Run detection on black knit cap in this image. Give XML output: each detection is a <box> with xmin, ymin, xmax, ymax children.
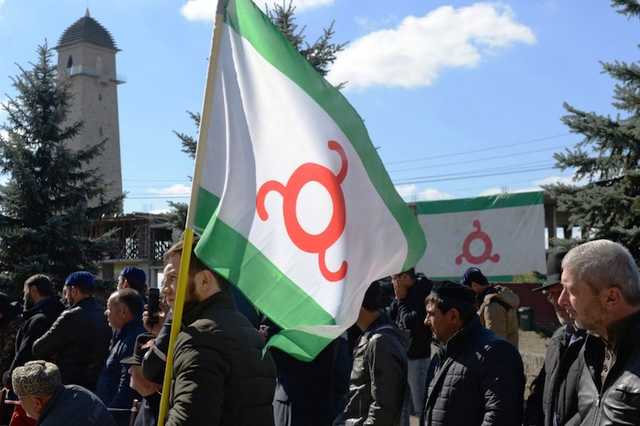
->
<box><xmin>430</xmin><ymin>281</ymin><xmax>476</xmax><ymax>305</ymax></box>
<box><xmin>461</xmin><ymin>267</ymin><xmax>489</xmax><ymax>287</ymax></box>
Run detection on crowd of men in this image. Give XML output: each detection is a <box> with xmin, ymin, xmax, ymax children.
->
<box><xmin>0</xmin><ymin>238</ymin><xmax>638</xmax><ymax>425</ymax></box>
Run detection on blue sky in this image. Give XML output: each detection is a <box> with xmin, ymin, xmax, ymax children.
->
<box><xmin>0</xmin><ymin>0</ymin><xmax>637</xmax><ymax>213</ymax></box>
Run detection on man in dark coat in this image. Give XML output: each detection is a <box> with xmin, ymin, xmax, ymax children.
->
<box><xmin>96</xmin><ymin>288</ymin><xmax>146</xmax><ymax>426</ymax></box>
<box><xmin>32</xmin><ymin>271</ymin><xmax>112</xmax><ymax>391</ymax></box>
<box><xmin>558</xmin><ymin>240</ymin><xmax>640</xmax><ymax>425</ymax></box>
<box><xmin>6</xmin><ymin>275</ymin><xmax>64</xmax><ymax>380</ymax></box>
<box><xmin>524</xmin><ymin>248</ymin><xmax>585</xmax><ymax>426</ymax></box>
<box><xmin>421</xmin><ymin>281</ymin><xmax>524</xmax><ymax>426</ymax></box>
<box><xmin>161</xmin><ymin>240</ymin><xmax>277</xmax><ymax>426</ymax></box>
<box><xmin>12</xmin><ymin>360</ymin><xmax>116</xmax><ymax>426</ymax></box>
<box><xmin>4</xmin><ymin>275</ymin><xmax>64</xmax><ymax>426</ymax></box>
<box><xmin>339</xmin><ymin>281</ymin><xmax>408</xmax><ymax>426</ymax></box>
<box><xmin>389</xmin><ymin>269</ymin><xmax>432</xmax><ymax>419</ymax></box>
<box><xmin>259</xmin><ymin>318</ymin><xmax>351</xmax><ymax>426</ymax></box>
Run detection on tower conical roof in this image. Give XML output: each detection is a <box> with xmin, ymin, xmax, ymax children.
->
<box><xmin>57</xmin><ymin>11</ymin><xmax>117</xmax><ymax>51</ymax></box>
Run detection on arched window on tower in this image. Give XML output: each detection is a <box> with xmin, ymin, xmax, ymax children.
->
<box><xmin>96</xmin><ymin>56</ymin><xmax>103</xmax><ymax>76</ymax></box>
<box><xmin>66</xmin><ymin>56</ymin><xmax>73</xmax><ymax>75</ymax></box>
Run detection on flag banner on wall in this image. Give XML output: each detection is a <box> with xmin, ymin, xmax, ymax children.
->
<box><xmin>414</xmin><ymin>191</ymin><xmax>545</xmax><ymax>282</ymax></box>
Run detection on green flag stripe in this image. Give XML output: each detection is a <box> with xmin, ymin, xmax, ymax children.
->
<box><xmin>265</xmin><ymin>329</ymin><xmax>333</xmax><ymax>362</ymax></box>
<box><xmin>194</xmin><ymin>187</ymin><xmax>220</xmax><ymax>233</ymax></box>
<box><xmin>194</xmin><ymin>188</ymin><xmax>336</xmax><ymax>359</ymax></box>
<box><xmin>415</xmin><ymin>191</ymin><xmax>544</xmax><ymax>215</ymax></box>
<box><xmin>223</xmin><ymin>0</ymin><xmax>426</xmax><ymax>271</ymax></box>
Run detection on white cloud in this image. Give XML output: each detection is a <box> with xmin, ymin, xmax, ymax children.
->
<box><xmin>147</xmin><ymin>184</ymin><xmax>191</xmax><ymax>196</ymax></box>
<box><xmin>417</xmin><ymin>188</ymin><xmax>452</xmax><ymax>201</ymax></box>
<box><xmin>180</xmin><ymin>0</ymin><xmax>334</xmax><ymax>22</ymax></box>
<box><xmin>395</xmin><ymin>184</ymin><xmax>418</xmax><ymax>201</ymax></box>
<box><xmin>533</xmin><ymin>175</ymin><xmax>575</xmax><ymax>186</ymax></box>
<box><xmin>479</xmin><ymin>187</ymin><xmax>505</xmax><ymax>196</ymax></box>
<box><xmin>328</xmin><ymin>3</ymin><xmax>535</xmax><ymax>90</ymax></box>
<box><xmin>395</xmin><ymin>184</ymin><xmax>452</xmax><ymax>202</ymax></box>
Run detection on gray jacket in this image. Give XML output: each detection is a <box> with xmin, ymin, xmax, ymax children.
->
<box><xmin>341</xmin><ymin>313</ymin><xmax>408</xmax><ymax>426</ymax></box>
<box><xmin>38</xmin><ymin>384</ymin><xmax>116</xmax><ymax>426</ymax></box>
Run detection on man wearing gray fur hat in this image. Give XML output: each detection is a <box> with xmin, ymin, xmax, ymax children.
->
<box><xmin>12</xmin><ymin>360</ymin><xmax>116</xmax><ymax>426</ymax></box>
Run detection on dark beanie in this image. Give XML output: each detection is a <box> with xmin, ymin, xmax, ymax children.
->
<box><xmin>64</xmin><ymin>271</ymin><xmax>95</xmax><ymax>292</ymax></box>
<box><xmin>461</xmin><ymin>267</ymin><xmax>489</xmax><ymax>287</ymax></box>
<box><xmin>430</xmin><ymin>281</ymin><xmax>476</xmax><ymax>305</ymax></box>
<box><xmin>120</xmin><ymin>267</ymin><xmax>146</xmax><ymax>287</ymax></box>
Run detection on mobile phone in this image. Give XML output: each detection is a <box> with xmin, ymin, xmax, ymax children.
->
<box><xmin>148</xmin><ymin>288</ymin><xmax>160</xmax><ymax>325</ymax></box>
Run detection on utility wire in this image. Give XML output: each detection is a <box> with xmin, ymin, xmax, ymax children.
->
<box><xmin>388</xmin><ymin>145</ymin><xmax>565</xmax><ymax>174</ymax></box>
<box><xmin>384</xmin><ymin>132</ymin><xmax>572</xmax><ymax>166</ymax></box>
<box><xmin>393</xmin><ymin>165</ymin><xmax>556</xmax><ymax>185</ymax></box>
<box><xmin>392</xmin><ymin>160</ymin><xmax>551</xmax><ymax>183</ymax></box>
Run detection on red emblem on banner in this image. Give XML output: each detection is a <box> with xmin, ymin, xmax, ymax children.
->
<box><xmin>455</xmin><ymin>220</ymin><xmax>500</xmax><ymax>265</ymax></box>
<box><xmin>256</xmin><ymin>140</ymin><xmax>348</xmax><ymax>282</ymax></box>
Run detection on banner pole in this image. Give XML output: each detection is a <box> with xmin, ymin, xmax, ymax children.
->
<box><xmin>156</xmin><ymin>1</ymin><xmax>226</xmax><ymax>425</ymax></box>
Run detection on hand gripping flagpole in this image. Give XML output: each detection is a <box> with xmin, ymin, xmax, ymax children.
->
<box><xmin>156</xmin><ymin>1</ymin><xmax>226</xmax><ymax>424</ymax></box>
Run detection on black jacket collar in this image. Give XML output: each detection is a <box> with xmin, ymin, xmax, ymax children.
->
<box><xmin>182</xmin><ymin>290</ymin><xmax>235</xmax><ymax>326</ymax></box>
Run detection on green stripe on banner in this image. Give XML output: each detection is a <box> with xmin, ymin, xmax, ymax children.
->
<box><xmin>193</xmin><ymin>187</ymin><xmax>220</xmax><ymax>234</ymax></box>
<box><xmin>194</xmin><ymin>190</ymin><xmax>335</xmax><ymax>361</ymax></box>
<box><xmin>415</xmin><ymin>191</ymin><xmax>544</xmax><ymax>215</ymax></box>
<box><xmin>223</xmin><ymin>0</ymin><xmax>426</xmax><ymax>271</ymax></box>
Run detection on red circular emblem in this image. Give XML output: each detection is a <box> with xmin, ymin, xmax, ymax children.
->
<box><xmin>256</xmin><ymin>140</ymin><xmax>348</xmax><ymax>282</ymax></box>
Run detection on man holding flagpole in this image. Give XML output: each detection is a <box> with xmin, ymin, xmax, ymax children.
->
<box><xmin>161</xmin><ymin>239</ymin><xmax>276</xmax><ymax>426</ymax></box>
<box><xmin>156</xmin><ymin>0</ymin><xmax>426</xmax><ymax>422</ymax></box>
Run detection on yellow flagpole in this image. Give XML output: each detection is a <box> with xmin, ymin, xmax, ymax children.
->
<box><xmin>156</xmin><ymin>1</ymin><xmax>226</xmax><ymax>424</ymax></box>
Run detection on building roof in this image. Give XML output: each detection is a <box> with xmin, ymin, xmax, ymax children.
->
<box><xmin>57</xmin><ymin>9</ymin><xmax>117</xmax><ymax>51</ymax></box>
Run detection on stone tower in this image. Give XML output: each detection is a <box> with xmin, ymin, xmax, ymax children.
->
<box><xmin>56</xmin><ymin>9</ymin><xmax>123</xmax><ymax>208</ymax></box>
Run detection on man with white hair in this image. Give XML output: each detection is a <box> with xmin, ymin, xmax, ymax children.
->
<box><xmin>12</xmin><ymin>360</ymin><xmax>116</xmax><ymax>426</ymax></box>
<box><xmin>558</xmin><ymin>239</ymin><xmax>640</xmax><ymax>425</ymax></box>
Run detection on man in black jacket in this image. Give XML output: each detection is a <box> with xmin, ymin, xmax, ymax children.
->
<box><xmin>389</xmin><ymin>269</ymin><xmax>432</xmax><ymax>420</ymax></box>
<box><xmin>524</xmin><ymin>248</ymin><xmax>585</xmax><ymax>426</ymax></box>
<box><xmin>161</xmin><ymin>240</ymin><xmax>276</xmax><ymax>426</ymax></box>
<box><xmin>339</xmin><ymin>281</ymin><xmax>408</xmax><ymax>426</ymax></box>
<box><xmin>5</xmin><ymin>275</ymin><xmax>64</xmax><ymax>382</ymax></box>
<box><xmin>421</xmin><ymin>281</ymin><xmax>524</xmax><ymax>426</ymax></box>
<box><xmin>32</xmin><ymin>271</ymin><xmax>112</xmax><ymax>391</ymax></box>
<box><xmin>558</xmin><ymin>240</ymin><xmax>640</xmax><ymax>425</ymax></box>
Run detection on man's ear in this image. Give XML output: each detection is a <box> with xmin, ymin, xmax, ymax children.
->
<box><xmin>445</xmin><ymin>307</ymin><xmax>460</xmax><ymax>324</ymax></box>
<box><xmin>603</xmin><ymin>287</ymin><xmax>622</xmax><ymax>311</ymax></box>
<box><xmin>194</xmin><ymin>269</ymin><xmax>220</xmax><ymax>294</ymax></box>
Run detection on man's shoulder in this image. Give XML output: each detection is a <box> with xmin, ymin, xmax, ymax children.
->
<box><xmin>178</xmin><ymin>307</ymin><xmax>262</xmax><ymax>350</ymax></box>
<box><xmin>469</xmin><ymin>325</ymin><xmax>518</xmax><ymax>357</ymax></box>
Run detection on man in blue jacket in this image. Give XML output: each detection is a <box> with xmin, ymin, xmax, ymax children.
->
<box><xmin>96</xmin><ymin>288</ymin><xmax>146</xmax><ymax>426</ymax></box>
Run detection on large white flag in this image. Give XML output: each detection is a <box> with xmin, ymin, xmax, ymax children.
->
<box><xmin>189</xmin><ymin>0</ymin><xmax>426</xmax><ymax>361</ymax></box>
<box><xmin>415</xmin><ymin>191</ymin><xmax>545</xmax><ymax>282</ymax></box>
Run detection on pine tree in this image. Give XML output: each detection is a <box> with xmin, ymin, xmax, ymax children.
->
<box><xmin>169</xmin><ymin>3</ymin><xmax>346</xmax><ymax>230</ymax></box>
<box><xmin>546</xmin><ymin>0</ymin><xmax>640</xmax><ymax>260</ymax></box>
<box><xmin>0</xmin><ymin>44</ymin><xmax>121</xmax><ymax>292</ymax></box>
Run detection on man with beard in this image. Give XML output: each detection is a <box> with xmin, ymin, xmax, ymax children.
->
<box><xmin>3</xmin><ymin>275</ymin><xmax>64</xmax><ymax>426</ymax></box>
<box><xmin>160</xmin><ymin>240</ymin><xmax>276</xmax><ymax>426</ymax></box>
<box><xmin>33</xmin><ymin>271</ymin><xmax>112</xmax><ymax>391</ymax></box>
<box><xmin>524</xmin><ymin>248</ymin><xmax>585</xmax><ymax>426</ymax></box>
<box><xmin>558</xmin><ymin>240</ymin><xmax>640</xmax><ymax>425</ymax></box>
